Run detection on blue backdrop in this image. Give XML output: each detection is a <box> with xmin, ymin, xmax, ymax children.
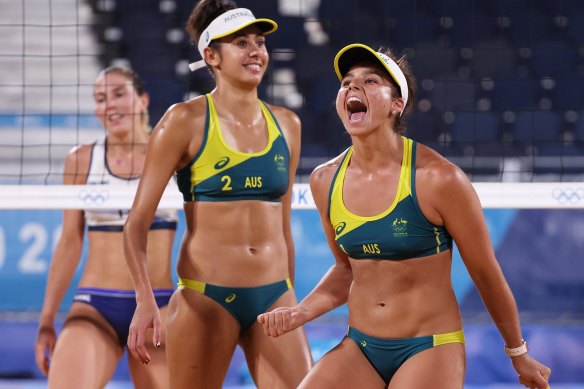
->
<box><xmin>2</xmin><ymin>208</ymin><xmax>583</xmax><ymax>319</ymax></box>
<box><xmin>0</xmin><ymin>208</ymin><xmax>583</xmax><ymax>383</ymax></box>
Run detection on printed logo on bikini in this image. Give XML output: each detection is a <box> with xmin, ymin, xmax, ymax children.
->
<box><xmin>392</xmin><ymin>218</ymin><xmax>408</xmax><ymax>237</ymax></box>
<box><xmin>334</xmin><ymin>222</ymin><xmax>346</xmax><ymax>236</ymax></box>
<box><xmin>214</xmin><ymin>156</ymin><xmax>230</xmax><ymax>169</ymax></box>
<box><xmin>273</xmin><ymin>154</ymin><xmax>287</xmax><ymax>172</ymax></box>
<box><xmin>225</xmin><ymin>293</ymin><xmax>237</xmax><ymax>303</ymax></box>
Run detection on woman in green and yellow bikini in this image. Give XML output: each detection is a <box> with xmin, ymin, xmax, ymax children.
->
<box><xmin>258</xmin><ymin>43</ymin><xmax>551</xmax><ymax>389</ymax></box>
<box><xmin>122</xmin><ymin>1</ymin><xmax>312</xmax><ymax>388</ymax></box>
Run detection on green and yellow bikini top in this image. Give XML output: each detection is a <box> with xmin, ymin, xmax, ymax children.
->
<box><xmin>328</xmin><ymin>136</ymin><xmax>452</xmax><ymax>260</ymax></box>
<box><xmin>177</xmin><ymin>94</ymin><xmax>290</xmax><ymax>202</ymax></box>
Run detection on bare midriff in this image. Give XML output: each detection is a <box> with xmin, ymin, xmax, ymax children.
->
<box><xmin>80</xmin><ymin>229</ymin><xmax>175</xmax><ymax>290</ymax></box>
<box><xmin>178</xmin><ymin>200</ymin><xmax>289</xmax><ymax>286</ymax></box>
<box><xmin>347</xmin><ymin>250</ymin><xmax>463</xmax><ymax>338</ymax></box>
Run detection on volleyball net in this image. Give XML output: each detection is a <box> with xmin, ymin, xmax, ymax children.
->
<box><xmin>2</xmin><ymin>0</ymin><xmax>584</xmax><ymax>190</ymax></box>
<box><xmin>1</xmin><ymin>0</ymin><xmax>583</xmax><ymax>309</ymax></box>
<box><xmin>2</xmin><ymin>0</ymin><xmax>584</xmax><ymax>211</ymax></box>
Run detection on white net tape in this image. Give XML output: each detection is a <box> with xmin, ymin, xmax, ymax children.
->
<box><xmin>0</xmin><ymin>182</ymin><xmax>583</xmax><ymax>210</ymax></box>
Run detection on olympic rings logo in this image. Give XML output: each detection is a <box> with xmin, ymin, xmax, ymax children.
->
<box><xmin>78</xmin><ymin>189</ymin><xmax>110</xmax><ymax>205</ymax></box>
<box><xmin>551</xmin><ymin>187</ymin><xmax>584</xmax><ymax>204</ymax></box>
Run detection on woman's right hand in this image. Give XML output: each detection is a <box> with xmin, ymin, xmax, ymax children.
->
<box><xmin>34</xmin><ymin>325</ymin><xmax>56</xmax><ymax>375</ymax></box>
<box><xmin>257</xmin><ymin>306</ymin><xmax>309</xmax><ymax>338</ymax></box>
<box><xmin>512</xmin><ymin>354</ymin><xmax>552</xmax><ymax>389</ymax></box>
<box><xmin>127</xmin><ymin>299</ymin><xmax>161</xmax><ymax>364</ymax></box>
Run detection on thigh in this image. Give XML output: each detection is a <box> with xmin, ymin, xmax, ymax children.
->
<box><xmin>48</xmin><ymin>303</ymin><xmax>122</xmax><ymax>389</ymax></box>
<box><xmin>166</xmin><ymin>287</ymin><xmax>240</xmax><ymax>389</ymax></box>
<box><xmin>388</xmin><ymin>342</ymin><xmax>466</xmax><ymax>389</ymax></box>
<box><xmin>299</xmin><ymin>337</ymin><xmax>385</xmax><ymax>389</ymax></box>
<box><xmin>128</xmin><ymin>305</ymin><xmax>170</xmax><ymax>389</ymax></box>
<box><xmin>240</xmin><ymin>289</ymin><xmax>313</xmax><ymax>389</ymax></box>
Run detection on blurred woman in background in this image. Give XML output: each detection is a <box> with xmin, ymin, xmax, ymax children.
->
<box><xmin>34</xmin><ymin>66</ymin><xmax>177</xmax><ymax>389</ymax></box>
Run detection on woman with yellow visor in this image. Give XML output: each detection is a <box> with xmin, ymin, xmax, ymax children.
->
<box><xmin>258</xmin><ymin>43</ymin><xmax>552</xmax><ymax>389</ymax></box>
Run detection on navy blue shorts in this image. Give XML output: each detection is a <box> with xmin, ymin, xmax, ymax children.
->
<box><xmin>73</xmin><ymin>287</ymin><xmax>173</xmax><ymax>347</ymax></box>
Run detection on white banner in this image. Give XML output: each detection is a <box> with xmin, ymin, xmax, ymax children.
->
<box><xmin>0</xmin><ymin>183</ymin><xmax>583</xmax><ymax>209</ymax></box>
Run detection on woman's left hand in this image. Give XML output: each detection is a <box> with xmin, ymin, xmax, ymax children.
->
<box><xmin>127</xmin><ymin>298</ymin><xmax>161</xmax><ymax>364</ymax></box>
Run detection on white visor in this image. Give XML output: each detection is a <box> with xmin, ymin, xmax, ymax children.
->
<box><xmin>188</xmin><ymin>8</ymin><xmax>278</xmax><ymax>71</ymax></box>
<box><xmin>334</xmin><ymin>43</ymin><xmax>409</xmax><ymax>114</ymax></box>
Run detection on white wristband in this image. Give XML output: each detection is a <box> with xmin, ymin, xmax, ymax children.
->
<box><xmin>504</xmin><ymin>339</ymin><xmax>528</xmax><ymax>357</ymax></box>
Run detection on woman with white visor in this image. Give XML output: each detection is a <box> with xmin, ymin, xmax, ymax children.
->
<box><xmin>122</xmin><ymin>0</ymin><xmax>312</xmax><ymax>388</ymax></box>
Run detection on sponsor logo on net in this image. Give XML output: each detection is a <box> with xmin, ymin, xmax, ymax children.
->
<box><xmin>552</xmin><ymin>187</ymin><xmax>584</xmax><ymax>204</ymax></box>
<box><xmin>79</xmin><ymin>189</ymin><xmax>110</xmax><ymax>205</ymax></box>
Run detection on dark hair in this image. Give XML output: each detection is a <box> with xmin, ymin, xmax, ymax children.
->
<box><xmin>186</xmin><ymin>0</ymin><xmax>238</xmax><ymax>43</ymax></box>
<box><xmin>98</xmin><ymin>65</ymin><xmax>147</xmax><ymax>96</ymax></box>
<box><xmin>378</xmin><ymin>48</ymin><xmax>417</xmax><ymax>135</ymax></box>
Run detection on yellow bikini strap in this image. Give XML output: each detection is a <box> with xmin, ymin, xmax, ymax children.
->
<box><xmin>177</xmin><ymin>278</ymin><xmax>206</xmax><ymax>294</ymax></box>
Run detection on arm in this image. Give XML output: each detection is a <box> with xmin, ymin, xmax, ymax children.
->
<box><xmin>428</xmin><ymin>161</ymin><xmax>551</xmax><ymax>389</ymax></box>
<box><xmin>272</xmin><ymin>106</ymin><xmax>301</xmax><ymax>283</ymax></box>
<box><xmin>34</xmin><ymin>146</ymin><xmax>88</xmax><ymax>375</ymax></box>
<box><xmin>123</xmin><ymin>102</ymin><xmax>198</xmax><ymax>363</ymax></box>
<box><xmin>258</xmin><ymin>161</ymin><xmax>353</xmax><ymax>337</ymax></box>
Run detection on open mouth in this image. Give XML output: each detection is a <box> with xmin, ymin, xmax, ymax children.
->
<box><xmin>346</xmin><ymin>96</ymin><xmax>367</xmax><ymax>123</ymax></box>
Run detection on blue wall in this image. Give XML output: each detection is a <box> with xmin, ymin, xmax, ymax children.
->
<box><xmin>0</xmin><ymin>208</ymin><xmax>583</xmax><ymax>383</ymax></box>
<box><xmin>2</xmin><ymin>208</ymin><xmax>583</xmax><ymax>319</ymax></box>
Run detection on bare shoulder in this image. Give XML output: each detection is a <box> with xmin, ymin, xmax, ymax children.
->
<box><xmin>310</xmin><ymin>155</ymin><xmax>343</xmax><ymax>186</ymax></box>
<box><xmin>66</xmin><ymin>143</ymin><xmax>93</xmax><ymax>164</ymax></box>
<box><xmin>68</xmin><ymin>142</ymin><xmax>93</xmax><ymax>159</ymax></box>
<box><xmin>156</xmin><ymin>96</ymin><xmax>206</xmax><ymax>136</ymax></box>
<box><xmin>416</xmin><ymin>143</ymin><xmax>469</xmax><ymax>188</ymax></box>
<box><xmin>309</xmin><ymin>152</ymin><xmax>346</xmax><ymax>210</ymax></box>
<box><xmin>148</xmin><ymin>97</ymin><xmax>208</xmax><ymax>169</ymax></box>
<box><xmin>264</xmin><ymin>103</ymin><xmax>300</xmax><ymax>133</ymax></box>
<box><xmin>63</xmin><ymin>143</ymin><xmax>94</xmax><ymax>184</ymax></box>
<box><xmin>175</xmin><ymin>95</ymin><xmax>206</xmax><ymax>116</ymax></box>
<box><xmin>415</xmin><ymin>142</ymin><xmax>476</xmax><ymax>213</ymax></box>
